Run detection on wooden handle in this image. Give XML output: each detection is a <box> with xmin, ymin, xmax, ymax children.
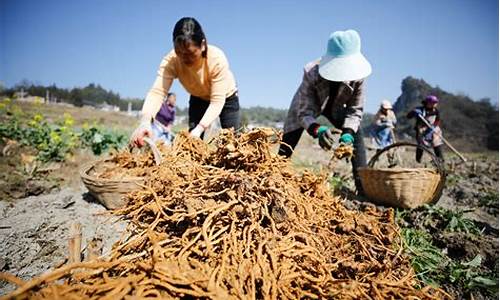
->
<box><xmin>68</xmin><ymin>223</ymin><xmax>82</xmax><ymax>264</ymax></box>
<box><xmin>416</xmin><ymin>114</ymin><xmax>467</xmax><ymax>163</ymax></box>
<box><xmin>143</xmin><ymin>137</ymin><xmax>162</xmax><ymax>166</ymax></box>
<box><xmin>128</xmin><ymin>137</ymin><xmax>163</xmax><ymax>166</ymax></box>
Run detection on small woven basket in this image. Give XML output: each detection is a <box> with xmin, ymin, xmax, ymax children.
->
<box><xmin>358</xmin><ymin>142</ymin><xmax>445</xmax><ymax>209</ymax></box>
<box><xmin>80</xmin><ymin>159</ymin><xmax>144</xmax><ymax>210</ymax></box>
<box><xmin>80</xmin><ymin>138</ymin><xmax>161</xmax><ymax>210</ymax></box>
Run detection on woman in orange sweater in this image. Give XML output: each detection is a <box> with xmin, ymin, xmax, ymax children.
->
<box><xmin>131</xmin><ymin>17</ymin><xmax>240</xmax><ymax>146</ymax></box>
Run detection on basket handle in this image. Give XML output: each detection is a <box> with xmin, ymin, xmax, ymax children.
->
<box><xmin>128</xmin><ymin>137</ymin><xmax>162</xmax><ymax>166</ymax></box>
<box><xmin>367</xmin><ymin>142</ymin><xmax>446</xmax><ymax>205</ymax></box>
<box><xmin>368</xmin><ymin>142</ymin><xmax>441</xmax><ymax>169</ymax></box>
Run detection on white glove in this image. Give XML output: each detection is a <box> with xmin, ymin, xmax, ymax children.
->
<box><xmin>130</xmin><ymin>120</ymin><xmax>152</xmax><ymax>148</ymax></box>
<box><xmin>189</xmin><ymin>124</ymin><xmax>205</xmax><ymax>138</ymax></box>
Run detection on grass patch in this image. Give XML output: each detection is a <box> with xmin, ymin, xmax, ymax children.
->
<box><xmin>397</xmin><ymin>206</ymin><xmax>498</xmax><ymax>297</ymax></box>
<box><xmin>397</xmin><ymin>205</ymin><xmax>481</xmax><ymax>235</ymax></box>
<box><xmin>328</xmin><ymin>175</ymin><xmax>348</xmax><ymax>193</ymax></box>
<box><xmin>401</xmin><ymin>228</ymin><xmax>447</xmax><ymax>286</ymax></box>
<box><xmin>445</xmin><ymin>174</ymin><xmax>461</xmax><ymax>186</ymax></box>
<box><xmin>401</xmin><ymin>228</ymin><xmax>498</xmax><ymax>296</ymax></box>
<box><xmin>479</xmin><ymin>191</ymin><xmax>499</xmax><ymax>214</ymax></box>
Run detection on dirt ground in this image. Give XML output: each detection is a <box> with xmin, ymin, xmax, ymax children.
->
<box><xmin>0</xmin><ymin>187</ymin><xmax>127</xmax><ymax>295</ymax></box>
<box><xmin>0</xmin><ymin>103</ymin><xmax>134</xmax><ymax>295</ymax></box>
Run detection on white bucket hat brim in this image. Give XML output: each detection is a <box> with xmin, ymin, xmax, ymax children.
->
<box><xmin>318</xmin><ymin>52</ymin><xmax>372</xmax><ymax>82</ymax></box>
<box><xmin>381</xmin><ymin>100</ymin><xmax>392</xmax><ymax>109</ymax></box>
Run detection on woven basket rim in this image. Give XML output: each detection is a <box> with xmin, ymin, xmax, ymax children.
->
<box><xmin>80</xmin><ymin>159</ymin><xmax>144</xmax><ymax>184</ymax></box>
<box><xmin>358</xmin><ymin>166</ymin><xmax>443</xmax><ymax>208</ymax></box>
<box><xmin>358</xmin><ymin>167</ymin><xmax>438</xmax><ymax>173</ymax></box>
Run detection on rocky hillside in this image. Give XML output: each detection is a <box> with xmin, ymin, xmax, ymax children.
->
<box><xmin>391</xmin><ymin>77</ymin><xmax>498</xmax><ymax>152</ymax></box>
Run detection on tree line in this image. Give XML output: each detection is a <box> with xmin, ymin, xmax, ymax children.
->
<box><xmin>1</xmin><ymin>80</ymin><xmax>144</xmax><ymax>111</ymax></box>
<box><xmin>3</xmin><ymin>79</ymin><xmax>497</xmax><ymax>150</ymax></box>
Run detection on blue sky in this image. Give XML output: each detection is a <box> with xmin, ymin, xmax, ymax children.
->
<box><xmin>1</xmin><ymin>0</ymin><xmax>498</xmax><ymax>112</ymax></box>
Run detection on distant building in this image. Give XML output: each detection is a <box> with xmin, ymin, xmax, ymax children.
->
<box><xmin>127</xmin><ymin>110</ymin><xmax>141</xmax><ymax>117</ymax></box>
<box><xmin>274</xmin><ymin>121</ymin><xmax>284</xmax><ymax>129</ymax></box>
<box><xmin>16</xmin><ymin>94</ymin><xmax>44</xmax><ymax>103</ymax></box>
<box><xmin>96</xmin><ymin>102</ymin><xmax>120</xmax><ymax>112</ymax></box>
<box><xmin>126</xmin><ymin>102</ymin><xmax>142</xmax><ymax>117</ymax></box>
<box><xmin>14</xmin><ymin>89</ymin><xmax>43</xmax><ymax>103</ymax></box>
<box><xmin>13</xmin><ymin>89</ymin><xmax>28</xmax><ymax>100</ymax></box>
<box><xmin>174</xmin><ymin>115</ymin><xmax>187</xmax><ymax>126</ymax></box>
<box><xmin>55</xmin><ymin>102</ymin><xmax>75</xmax><ymax>108</ymax></box>
<box><xmin>247</xmin><ymin>121</ymin><xmax>283</xmax><ymax>130</ymax></box>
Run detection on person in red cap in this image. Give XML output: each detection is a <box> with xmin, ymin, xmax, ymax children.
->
<box><xmin>406</xmin><ymin>95</ymin><xmax>444</xmax><ymax>162</ymax></box>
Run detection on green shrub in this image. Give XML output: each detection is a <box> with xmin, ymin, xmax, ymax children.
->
<box><xmin>0</xmin><ymin>102</ymin><xmax>127</xmax><ymax>161</ymax></box>
<box><xmin>79</xmin><ymin>123</ymin><xmax>127</xmax><ymax>155</ymax></box>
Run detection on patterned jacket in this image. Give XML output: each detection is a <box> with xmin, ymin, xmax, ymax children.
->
<box><xmin>283</xmin><ymin>60</ymin><xmax>366</xmax><ymax>134</ymax></box>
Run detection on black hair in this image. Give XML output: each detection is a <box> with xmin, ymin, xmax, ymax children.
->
<box><xmin>172</xmin><ymin>17</ymin><xmax>207</xmax><ymax>57</ymax></box>
<box><xmin>167</xmin><ymin>92</ymin><xmax>176</xmax><ymax>98</ymax></box>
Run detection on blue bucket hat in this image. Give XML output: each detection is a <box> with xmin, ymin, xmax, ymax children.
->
<box><xmin>319</xmin><ymin>29</ymin><xmax>372</xmax><ymax>81</ymax></box>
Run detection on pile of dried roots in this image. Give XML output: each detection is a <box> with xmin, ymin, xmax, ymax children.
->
<box><xmin>0</xmin><ymin>128</ymin><xmax>450</xmax><ymax>299</ymax></box>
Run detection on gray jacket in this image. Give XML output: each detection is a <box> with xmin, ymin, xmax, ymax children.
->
<box><xmin>283</xmin><ymin>61</ymin><xmax>365</xmax><ymax>134</ymax></box>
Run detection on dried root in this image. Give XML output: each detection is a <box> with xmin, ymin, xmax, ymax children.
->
<box><xmin>333</xmin><ymin>143</ymin><xmax>354</xmax><ymax>161</ymax></box>
<box><xmin>0</xmin><ymin>128</ymin><xmax>450</xmax><ymax>300</ymax></box>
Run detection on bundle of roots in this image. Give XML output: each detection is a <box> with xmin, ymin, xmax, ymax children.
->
<box><xmin>0</xmin><ymin>128</ymin><xmax>450</xmax><ymax>299</ymax></box>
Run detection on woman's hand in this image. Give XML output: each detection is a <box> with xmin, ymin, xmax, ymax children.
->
<box><xmin>189</xmin><ymin>124</ymin><xmax>205</xmax><ymax>138</ymax></box>
<box><xmin>130</xmin><ymin>121</ymin><xmax>152</xmax><ymax>148</ymax></box>
<box><xmin>317</xmin><ymin>126</ymin><xmax>335</xmax><ymax>150</ymax></box>
<box><xmin>165</xmin><ymin>124</ymin><xmax>173</xmax><ymax>133</ymax></box>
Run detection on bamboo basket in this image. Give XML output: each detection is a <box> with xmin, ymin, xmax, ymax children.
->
<box><xmin>80</xmin><ymin>138</ymin><xmax>162</xmax><ymax>210</ymax></box>
<box><xmin>80</xmin><ymin>159</ymin><xmax>144</xmax><ymax>209</ymax></box>
<box><xmin>358</xmin><ymin>142</ymin><xmax>446</xmax><ymax>209</ymax></box>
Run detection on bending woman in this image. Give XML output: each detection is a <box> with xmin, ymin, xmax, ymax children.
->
<box><xmin>131</xmin><ymin>17</ymin><xmax>240</xmax><ymax>146</ymax></box>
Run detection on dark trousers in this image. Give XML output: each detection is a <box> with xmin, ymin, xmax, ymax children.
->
<box><xmin>416</xmin><ymin>145</ymin><xmax>444</xmax><ymax>163</ymax></box>
<box><xmin>188</xmin><ymin>92</ymin><xmax>241</xmax><ymax>139</ymax></box>
<box><xmin>278</xmin><ymin>119</ymin><xmax>367</xmax><ymax>195</ymax></box>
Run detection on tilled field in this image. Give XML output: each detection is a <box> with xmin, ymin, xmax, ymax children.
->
<box><xmin>0</xmin><ymin>129</ymin><xmax>449</xmax><ymax>299</ymax></box>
